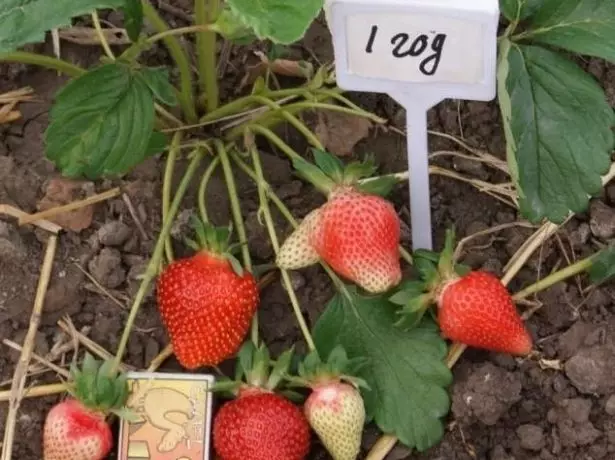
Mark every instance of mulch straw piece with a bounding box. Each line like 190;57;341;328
0;87;35;125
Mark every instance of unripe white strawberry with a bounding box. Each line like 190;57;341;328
277;208;322;269
304;381;365;460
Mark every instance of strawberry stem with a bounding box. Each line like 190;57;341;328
512;254;596;301
247;125;335;195
213;140;259;346
161;132;181;264
248;137;316;352
112;147;205;374
198;156;221;224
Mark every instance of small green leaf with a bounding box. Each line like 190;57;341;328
212;6;257;44
292;155;336;194
226;0;323;44
313;287;452;451
500;0;542;22
520;0;615;63
267;348;294;390
236;341;255;380
588;246;615;285
145;131;168;156
312;148;344;180
388;280;426;306
414;257;438;283
137;67;178;106
498;43;614;223
356;176;397;197
122;0;143;42
0;0;125;53
45;63;158;179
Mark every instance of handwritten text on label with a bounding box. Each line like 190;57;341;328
345;14;485;84
365;26;447;76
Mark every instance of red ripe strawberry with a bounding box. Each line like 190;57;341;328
43;353;132;460
213;390;311;460
438;271;532;355
44;399;112;460
310;187;401;293
157;221;259;369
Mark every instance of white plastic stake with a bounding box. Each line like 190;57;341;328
325;0;500;250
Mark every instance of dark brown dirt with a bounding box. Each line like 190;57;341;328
1;5;615;460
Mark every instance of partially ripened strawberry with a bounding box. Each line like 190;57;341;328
309;186;401;293
157;219;259;369
212;342;311;460
43;353;132;460
305;381;364;460
289;346;368;460
438;270;532;355
277;149;401;293
276;208;322;270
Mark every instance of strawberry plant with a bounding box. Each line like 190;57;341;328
1;0;615;459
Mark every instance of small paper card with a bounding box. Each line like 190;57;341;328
117;372;215;460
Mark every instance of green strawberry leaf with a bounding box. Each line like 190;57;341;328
313;287;452;451
312;148;344;181
266;348;294;390
45;62;161;179
145;131;169;156
121;0;143;42
0;0;125;53
137;67;178;106
588;245;615;285
500;0;542;22
212;6;258;44
225;0;323;44
498;40;614;223
356;176;398;197
518;0;615;63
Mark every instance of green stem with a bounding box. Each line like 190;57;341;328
195;0;220;112
213;140;258;344
162;133;181;263
92;11;114;59
198;156;221;224
112;148;204;373
513;255;595;301
199;89;308;123
0;52;85;77
399;246;413;265
142;0;197;123
225;98;371;140
247;125;334;195
251;96;324;149
316;89;387;123
249;144;316;351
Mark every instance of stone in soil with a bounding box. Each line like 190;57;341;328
451;362;522;426
97;220;133;246
88;247;126;289
516;424;545;451
589;199;615;240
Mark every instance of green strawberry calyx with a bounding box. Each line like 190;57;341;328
291;148;397;199
184;215;246;277
389;228;471;330
65;352;136;421
211;341;302;402
286;345;370;392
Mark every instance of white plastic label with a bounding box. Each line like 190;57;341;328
325;0;499;250
326;0;499;101
346;14;485;84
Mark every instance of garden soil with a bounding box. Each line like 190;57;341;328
1;5;615;460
